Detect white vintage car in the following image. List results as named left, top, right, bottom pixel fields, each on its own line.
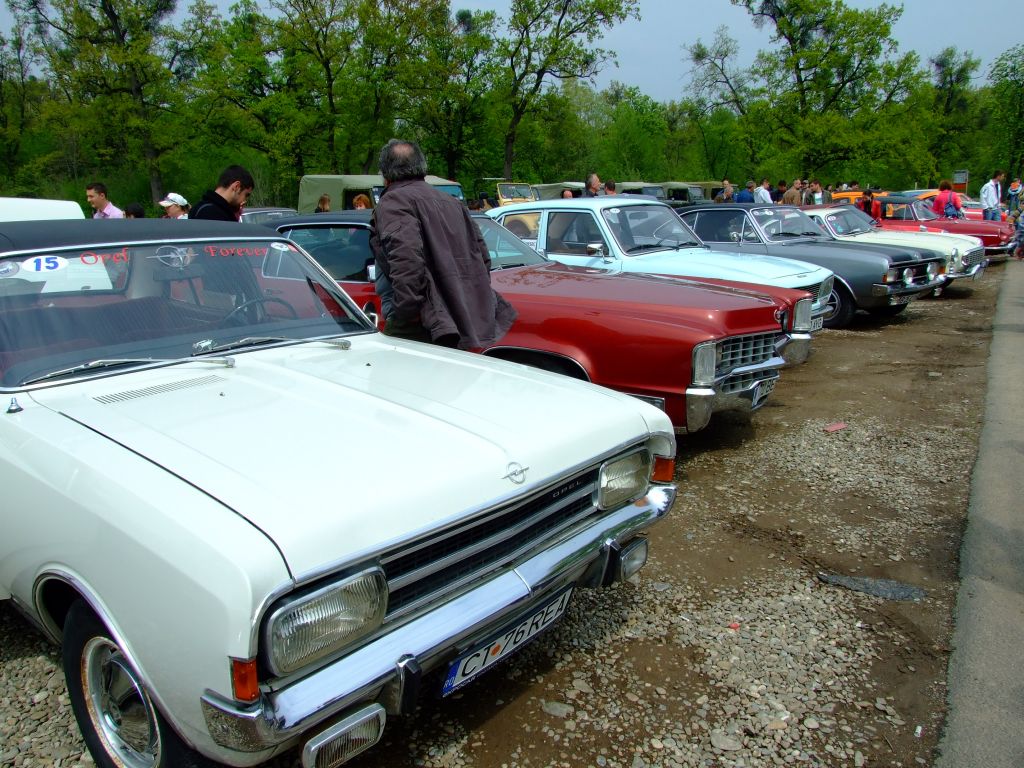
left=804, top=205, right=987, bottom=288
left=488, top=197, right=835, bottom=328
left=0, top=220, right=677, bottom=768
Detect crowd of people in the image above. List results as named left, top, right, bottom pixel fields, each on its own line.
left=84, top=166, right=256, bottom=222
left=714, top=177, right=847, bottom=205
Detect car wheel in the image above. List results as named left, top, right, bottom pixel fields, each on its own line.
left=822, top=284, right=856, bottom=329
left=62, top=600, right=217, bottom=768
left=868, top=304, right=908, bottom=318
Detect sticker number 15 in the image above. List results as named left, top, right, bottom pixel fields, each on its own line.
left=22, top=256, right=67, bottom=272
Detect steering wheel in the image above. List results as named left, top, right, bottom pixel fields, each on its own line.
left=219, top=297, right=299, bottom=327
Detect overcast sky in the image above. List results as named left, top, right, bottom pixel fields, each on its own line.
left=466, top=0, right=1015, bottom=103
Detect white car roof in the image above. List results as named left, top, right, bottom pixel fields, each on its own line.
left=0, top=197, right=86, bottom=222
left=495, top=196, right=662, bottom=214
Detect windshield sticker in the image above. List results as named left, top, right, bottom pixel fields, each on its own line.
left=609, top=208, right=621, bottom=214
left=827, top=215, right=838, bottom=222
left=22, top=255, right=69, bottom=272
left=80, top=248, right=129, bottom=265
left=0, top=261, right=20, bottom=278
left=203, top=245, right=269, bottom=258
left=752, top=209, right=773, bottom=217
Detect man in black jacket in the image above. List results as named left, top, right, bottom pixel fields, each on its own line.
left=190, top=166, right=254, bottom=221
left=369, top=139, right=516, bottom=349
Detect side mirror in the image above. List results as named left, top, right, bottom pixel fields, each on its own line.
left=366, top=263, right=377, bottom=282
left=586, top=242, right=611, bottom=260
left=730, top=231, right=741, bottom=243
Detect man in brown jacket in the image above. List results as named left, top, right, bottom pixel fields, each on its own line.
left=370, top=139, right=516, bottom=349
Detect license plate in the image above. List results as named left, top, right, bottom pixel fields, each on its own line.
left=751, top=377, right=776, bottom=409
left=810, top=316, right=824, bottom=331
left=890, top=294, right=913, bottom=305
left=442, top=588, right=573, bottom=696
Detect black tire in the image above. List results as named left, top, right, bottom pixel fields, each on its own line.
left=62, top=600, right=217, bottom=768
left=822, top=284, right=856, bottom=329
left=867, top=304, right=908, bottom=318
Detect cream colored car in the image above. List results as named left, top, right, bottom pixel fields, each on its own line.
left=806, top=205, right=986, bottom=289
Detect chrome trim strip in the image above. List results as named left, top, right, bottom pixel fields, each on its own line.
left=200, top=485, right=676, bottom=752
left=383, top=483, right=596, bottom=592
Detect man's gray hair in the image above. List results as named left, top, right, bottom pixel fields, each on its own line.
left=379, top=139, right=428, bottom=182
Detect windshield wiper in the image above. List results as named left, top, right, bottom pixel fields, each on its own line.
left=21, top=357, right=234, bottom=386
left=492, top=262, right=527, bottom=270
left=192, top=336, right=352, bottom=355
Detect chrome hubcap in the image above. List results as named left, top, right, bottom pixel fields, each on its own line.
left=81, top=637, right=161, bottom=768
left=823, top=289, right=841, bottom=320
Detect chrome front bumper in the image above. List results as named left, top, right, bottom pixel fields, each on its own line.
left=199, top=485, right=676, bottom=762
left=683, top=353, right=785, bottom=433
left=870, top=274, right=946, bottom=303
left=945, top=260, right=987, bottom=282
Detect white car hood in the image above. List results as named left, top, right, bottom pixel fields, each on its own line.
left=618, top=247, right=830, bottom=287
left=30, top=337, right=660, bottom=578
left=837, top=229, right=983, bottom=254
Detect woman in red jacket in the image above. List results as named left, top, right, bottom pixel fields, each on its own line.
left=931, top=180, right=962, bottom=218
left=858, top=190, right=881, bottom=221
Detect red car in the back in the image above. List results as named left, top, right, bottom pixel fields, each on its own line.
left=876, top=195, right=1014, bottom=257
left=272, top=212, right=816, bottom=434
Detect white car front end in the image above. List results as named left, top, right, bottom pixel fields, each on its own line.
left=0, top=222, right=677, bottom=768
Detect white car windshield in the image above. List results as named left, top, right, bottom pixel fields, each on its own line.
left=600, top=204, right=703, bottom=253
left=750, top=207, right=828, bottom=241
left=818, top=208, right=875, bottom=235
left=0, top=237, right=370, bottom=387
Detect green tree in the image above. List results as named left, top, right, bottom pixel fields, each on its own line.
left=16, top=0, right=183, bottom=202
left=494, top=0, right=638, bottom=180
left=0, top=17, right=42, bottom=184
left=404, top=7, right=498, bottom=180
left=688, top=1, right=924, bottom=177
left=989, top=44, right=1024, bottom=178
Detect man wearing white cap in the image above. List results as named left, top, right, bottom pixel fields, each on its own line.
left=159, top=193, right=189, bottom=219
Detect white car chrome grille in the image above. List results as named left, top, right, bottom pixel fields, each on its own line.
left=379, top=466, right=602, bottom=620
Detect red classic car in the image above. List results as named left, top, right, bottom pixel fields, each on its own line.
left=875, top=195, right=1014, bottom=257
left=271, top=211, right=816, bottom=434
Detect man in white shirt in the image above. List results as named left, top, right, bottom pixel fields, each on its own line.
left=979, top=170, right=1005, bottom=221
left=753, top=178, right=774, bottom=205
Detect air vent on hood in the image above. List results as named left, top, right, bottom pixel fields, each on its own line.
left=93, top=375, right=226, bottom=404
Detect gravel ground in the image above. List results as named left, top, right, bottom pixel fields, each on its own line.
left=0, top=267, right=1000, bottom=768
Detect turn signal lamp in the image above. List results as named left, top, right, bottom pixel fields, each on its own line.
left=231, top=658, right=260, bottom=703
left=652, top=456, right=675, bottom=483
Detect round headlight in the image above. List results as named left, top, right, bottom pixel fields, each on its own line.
left=902, top=267, right=914, bottom=284
left=927, top=262, right=939, bottom=278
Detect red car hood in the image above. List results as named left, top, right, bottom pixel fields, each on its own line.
left=490, top=262, right=787, bottom=337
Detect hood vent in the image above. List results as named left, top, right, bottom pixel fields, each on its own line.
left=93, top=375, right=226, bottom=404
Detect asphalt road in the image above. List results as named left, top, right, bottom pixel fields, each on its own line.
left=937, top=258, right=1024, bottom=768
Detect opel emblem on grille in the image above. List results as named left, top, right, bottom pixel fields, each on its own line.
left=503, top=462, right=528, bottom=484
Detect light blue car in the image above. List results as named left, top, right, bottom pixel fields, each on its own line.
left=489, top=197, right=834, bottom=328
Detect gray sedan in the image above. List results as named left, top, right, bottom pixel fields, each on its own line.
left=678, top=204, right=947, bottom=328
